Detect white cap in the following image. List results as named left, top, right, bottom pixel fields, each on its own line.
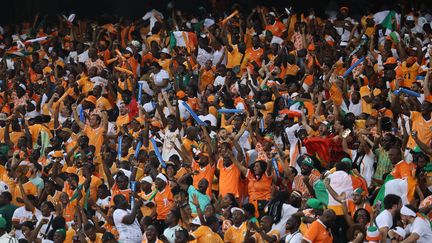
left=392, top=226, right=406, bottom=238
left=290, top=92, right=299, bottom=99
left=161, top=48, right=170, bottom=55
left=401, top=205, right=416, bottom=217
left=230, top=207, right=245, bottom=214
left=268, top=12, right=276, bottom=17
left=141, top=176, right=154, bottom=184
left=125, top=47, right=133, bottom=53
left=19, top=83, right=26, bottom=91
left=406, top=15, right=414, bottom=21
left=156, top=173, right=168, bottom=183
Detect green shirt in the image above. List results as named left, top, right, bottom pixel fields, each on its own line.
left=188, top=186, right=210, bottom=214
left=373, top=148, right=392, bottom=183
left=0, top=204, right=18, bottom=232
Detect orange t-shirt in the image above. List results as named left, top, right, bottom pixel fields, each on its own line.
left=347, top=199, right=373, bottom=217
left=199, top=68, right=215, bottom=93
left=265, top=21, right=286, bottom=37
left=217, top=160, right=241, bottom=198
left=192, top=162, right=215, bottom=197
left=303, top=219, right=333, bottom=243
left=407, top=111, right=432, bottom=149
left=246, top=170, right=272, bottom=201
left=83, top=125, right=105, bottom=154
left=154, top=186, right=174, bottom=220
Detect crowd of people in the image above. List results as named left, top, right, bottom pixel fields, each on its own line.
left=0, top=1, right=432, bottom=242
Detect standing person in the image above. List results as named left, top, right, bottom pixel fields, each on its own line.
left=154, top=173, right=174, bottom=233
left=302, top=209, right=336, bottom=243
left=112, top=194, right=143, bottom=243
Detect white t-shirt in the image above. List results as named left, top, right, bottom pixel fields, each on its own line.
left=349, top=100, right=362, bottom=116
left=271, top=204, right=298, bottom=238
left=96, top=196, right=111, bottom=222
left=113, top=209, right=143, bottom=243
left=163, top=225, right=182, bottom=243
left=154, top=70, right=170, bottom=88
left=405, top=217, right=432, bottom=243
left=213, top=76, right=226, bottom=87
left=375, top=209, right=393, bottom=230
left=285, top=231, right=303, bottom=243
left=12, top=206, right=42, bottom=239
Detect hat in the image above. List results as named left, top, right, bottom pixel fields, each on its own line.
left=191, top=216, right=202, bottom=225
left=84, top=95, right=97, bottom=105
left=424, top=163, right=432, bottom=173
left=341, top=157, right=352, bottom=164
left=306, top=198, right=323, bottom=210
left=52, top=150, right=63, bottom=158
left=383, top=57, right=397, bottom=65
left=391, top=226, right=406, bottom=239
left=302, top=157, right=314, bottom=167
left=0, top=217, right=6, bottom=229
left=411, top=146, right=423, bottom=153
left=18, top=83, right=26, bottom=91
left=125, top=47, right=133, bottom=54
left=230, top=207, right=245, bottom=214
left=141, top=176, right=153, bottom=184
left=401, top=205, right=416, bottom=217
left=353, top=187, right=364, bottom=195
left=0, top=113, right=6, bottom=121
left=55, top=228, right=67, bottom=237
left=156, top=173, right=168, bottom=183
left=406, top=15, right=414, bottom=21
left=290, top=92, right=299, bottom=99
left=176, top=90, right=187, bottom=99
left=161, top=48, right=170, bottom=55
left=366, top=226, right=381, bottom=241
left=268, top=12, right=276, bottom=17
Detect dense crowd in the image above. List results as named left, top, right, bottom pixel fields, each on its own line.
left=0, top=1, right=432, bottom=243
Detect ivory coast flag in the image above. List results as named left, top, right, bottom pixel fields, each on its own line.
left=169, top=31, right=197, bottom=51
left=315, top=171, right=354, bottom=215
left=373, top=174, right=411, bottom=209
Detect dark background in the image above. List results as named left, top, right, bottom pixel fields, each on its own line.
left=1, top=0, right=429, bottom=25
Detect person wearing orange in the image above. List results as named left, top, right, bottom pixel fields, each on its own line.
left=302, top=209, right=336, bottom=243
left=242, top=36, right=263, bottom=72
left=154, top=173, right=174, bottom=222
left=401, top=56, right=420, bottom=88
left=191, top=216, right=223, bottom=243
left=199, top=60, right=215, bottom=93
left=217, top=153, right=241, bottom=198
left=231, top=158, right=273, bottom=217
left=264, top=12, right=286, bottom=38
left=405, top=102, right=432, bottom=150
left=346, top=188, right=373, bottom=217
left=224, top=207, right=249, bottom=243
left=72, top=104, right=108, bottom=155
left=191, top=153, right=215, bottom=197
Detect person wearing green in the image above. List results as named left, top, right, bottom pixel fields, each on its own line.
left=0, top=192, right=17, bottom=233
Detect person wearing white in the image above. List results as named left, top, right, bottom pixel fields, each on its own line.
left=112, top=194, right=143, bottom=243
left=400, top=205, right=432, bottom=243
left=0, top=216, right=17, bottom=243
left=284, top=216, right=302, bottom=243
left=375, top=194, right=401, bottom=241
left=267, top=192, right=300, bottom=238
left=11, top=205, right=42, bottom=239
